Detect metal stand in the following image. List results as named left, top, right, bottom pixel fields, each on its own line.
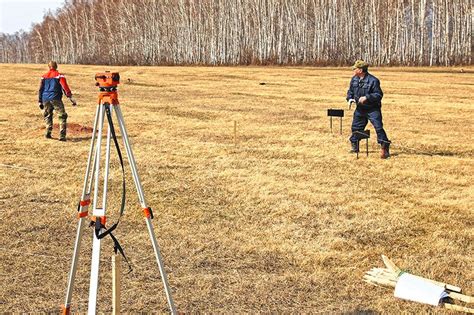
left=62, top=88, right=176, bottom=314
left=353, top=130, right=370, bottom=159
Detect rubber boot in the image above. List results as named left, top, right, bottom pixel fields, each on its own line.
left=59, top=124, right=67, bottom=141
left=380, top=142, right=390, bottom=159
left=350, top=141, right=359, bottom=153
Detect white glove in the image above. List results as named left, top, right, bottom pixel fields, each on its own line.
left=348, top=99, right=356, bottom=109
left=69, top=96, right=77, bottom=106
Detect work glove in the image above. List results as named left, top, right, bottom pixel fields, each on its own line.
left=38, top=102, right=44, bottom=110
left=69, top=96, right=77, bottom=106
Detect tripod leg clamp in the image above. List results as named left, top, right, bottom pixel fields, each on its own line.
left=90, top=216, right=107, bottom=226
left=80, top=199, right=91, bottom=207
left=77, top=195, right=91, bottom=218
left=143, top=207, right=154, bottom=219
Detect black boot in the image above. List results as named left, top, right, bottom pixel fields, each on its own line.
left=380, top=142, right=390, bottom=159
left=59, top=125, right=67, bottom=142
left=350, top=141, right=359, bottom=153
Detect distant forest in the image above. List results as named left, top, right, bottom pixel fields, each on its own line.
left=0, top=0, right=471, bottom=66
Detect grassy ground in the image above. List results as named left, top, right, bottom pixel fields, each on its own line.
left=0, top=64, right=472, bottom=313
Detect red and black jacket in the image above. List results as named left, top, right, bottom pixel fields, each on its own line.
left=38, top=69, right=72, bottom=103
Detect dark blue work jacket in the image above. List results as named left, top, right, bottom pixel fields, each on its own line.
left=346, top=73, right=383, bottom=110
left=38, top=69, right=72, bottom=103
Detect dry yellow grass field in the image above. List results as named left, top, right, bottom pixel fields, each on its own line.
left=0, top=64, right=472, bottom=313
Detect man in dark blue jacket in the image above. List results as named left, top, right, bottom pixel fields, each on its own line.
left=347, top=60, right=391, bottom=159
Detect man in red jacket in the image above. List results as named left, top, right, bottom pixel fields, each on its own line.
left=38, top=61, right=77, bottom=141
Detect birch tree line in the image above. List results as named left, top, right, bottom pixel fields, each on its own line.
left=0, top=0, right=472, bottom=66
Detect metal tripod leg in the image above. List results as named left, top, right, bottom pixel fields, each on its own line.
left=63, top=105, right=101, bottom=314
left=113, top=105, right=177, bottom=314
left=88, top=103, right=111, bottom=314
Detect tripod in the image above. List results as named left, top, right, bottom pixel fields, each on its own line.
left=62, top=75, right=177, bottom=314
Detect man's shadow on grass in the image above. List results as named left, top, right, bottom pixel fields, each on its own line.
left=392, top=149, right=471, bottom=158
left=353, top=149, right=470, bottom=158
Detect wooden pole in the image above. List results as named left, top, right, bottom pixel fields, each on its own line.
left=112, top=254, right=121, bottom=315
left=445, top=303, right=474, bottom=313
left=449, top=291, right=474, bottom=304
left=382, top=255, right=462, bottom=293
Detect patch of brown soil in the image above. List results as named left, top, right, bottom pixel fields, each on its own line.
left=50, top=123, right=93, bottom=135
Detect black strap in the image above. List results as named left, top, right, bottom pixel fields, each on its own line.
left=105, top=104, right=126, bottom=218
left=148, top=207, right=154, bottom=219
left=89, top=103, right=131, bottom=272
left=110, top=232, right=133, bottom=273
left=90, top=220, right=132, bottom=273
left=93, top=104, right=126, bottom=240
left=94, top=218, right=118, bottom=240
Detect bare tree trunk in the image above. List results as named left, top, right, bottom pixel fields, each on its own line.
left=0, top=0, right=472, bottom=66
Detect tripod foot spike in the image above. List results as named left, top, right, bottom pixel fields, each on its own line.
left=61, top=305, right=71, bottom=315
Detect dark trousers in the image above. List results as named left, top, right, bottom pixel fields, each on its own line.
left=350, top=107, right=389, bottom=145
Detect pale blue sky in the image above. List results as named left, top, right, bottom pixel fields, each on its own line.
left=0, top=0, right=64, bottom=34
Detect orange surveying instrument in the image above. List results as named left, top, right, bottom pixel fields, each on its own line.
left=95, top=72, right=120, bottom=105
left=62, top=72, right=177, bottom=314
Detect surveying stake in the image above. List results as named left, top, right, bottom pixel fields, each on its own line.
left=62, top=72, right=177, bottom=314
